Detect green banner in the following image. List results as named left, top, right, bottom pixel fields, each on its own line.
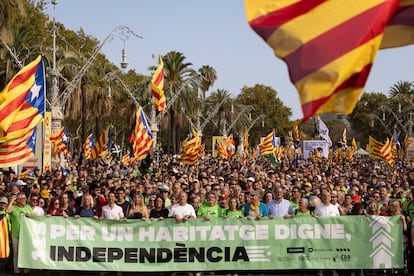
left=19, top=215, right=404, bottom=272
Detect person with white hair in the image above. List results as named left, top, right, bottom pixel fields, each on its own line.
left=315, top=190, right=340, bottom=217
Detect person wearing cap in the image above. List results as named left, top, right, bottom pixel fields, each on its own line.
left=0, top=196, right=8, bottom=214
left=209, top=175, right=218, bottom=185
left=302, top=182, right=313, bottom=199
left=6, top=191, right=33, bottom=275
left=245, top=177, right=255, bottom=193
left=267, top=187, right=293, bottom=218
left=218, top=176, right=225, bottom=188
left=244, top=190, right=268, bottom=220
left=330, top=190, right=339, bottom=208
left=158, top=184, right=171, bottom=208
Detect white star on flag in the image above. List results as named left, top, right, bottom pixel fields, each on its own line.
left=30, top=82, right=41, bottom=101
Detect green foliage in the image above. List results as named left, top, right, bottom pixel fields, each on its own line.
left=236, top=84, right=292, bottom=145
left=348, top=92, right=388, bottom=146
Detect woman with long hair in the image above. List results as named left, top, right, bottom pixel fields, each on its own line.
left=367, top=200, right=380, bottom=216
left=74, top=194, right=98, bottom=219
left=149, top=196, right=169, bottom=220
left=38, top=197, right=48, bottom=214
left=127, top=192, right=149, bottom=220
left=47, top=198, right=67, bottom=217
left=224, top=196, right=243, bottom=218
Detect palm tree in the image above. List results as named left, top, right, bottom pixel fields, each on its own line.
left=207, top=89, right=233, bottom=135
left=387, top=81, right=414, bottom=139
left=198, top=65, right=217, bottom=101
left=0, top=0, right=26, bottom=46
left=389, top=80, right=414, bottom=97
left=162, top=51, right=198, bottom=154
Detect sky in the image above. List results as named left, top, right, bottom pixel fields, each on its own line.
left=44, top=0, right=414, bottom=121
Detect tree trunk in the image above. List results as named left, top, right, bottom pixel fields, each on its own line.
left=171, top=109, right=177, bottom=154
left=79, top=76, right=88, bottom=165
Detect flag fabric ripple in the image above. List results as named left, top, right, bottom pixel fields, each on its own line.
left=245, top=0, right=414, bottom=121
left=151, top=56, right=166, bottom=112
left=0, top=55, right=45, bottom=142
left=131, top=107, right=153, bottom=161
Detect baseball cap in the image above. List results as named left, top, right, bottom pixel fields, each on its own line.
left=40, top=190, right=49, bottom=199
left=159, top=184, right=169, bottom=192
left=304, top=182, right=312, bottom=188
left=247, top=177, right=255, bottom=182
left=0, top=197, right=8, bottom=204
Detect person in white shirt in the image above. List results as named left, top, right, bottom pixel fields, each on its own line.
left=29, top=193, right=44, bottom=216
left=101, top=191, right=125, bottom=221
left=315, top=189, right=340, bottom=217
left=168, top=191, right=196, bottom=222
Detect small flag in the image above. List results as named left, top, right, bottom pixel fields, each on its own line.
left=317, top=116, right=332, bottom=147
left=83, top=133, right=94, bottom=160
left=131, top=107, right=153, bottom=161
left=50, top=126, right=68, bottom=155
left=259, top=131, right=275, bottom=155
left=90, top=127, right=110, bottom=160
left=151, top=56, right=166, bottom=112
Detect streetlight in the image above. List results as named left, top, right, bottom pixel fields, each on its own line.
left=48, top=0, right=142, bottom=167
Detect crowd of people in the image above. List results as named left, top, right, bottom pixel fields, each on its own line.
left=0, top=152, right=413, bottom=275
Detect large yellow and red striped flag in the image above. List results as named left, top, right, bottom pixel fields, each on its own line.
left=259, top=131, right=275, bottom=155
left=177, top=129, right=202, bottom=165
left=381, top=138, right=395, bottom=166
left=131, top=107, right=153, bottom=161
left=245, top=0, right=414, bottom=121
left=0, top=55, right=45, bottom=142
left=368, top=136, right=385, bottom=160
left=90, top=127, right=110, bottom=160
left=0, top=126, right=37, bottom=168
left=83, top=133, right=94, bottom=160
left=151, top=56, right=166, bottom=112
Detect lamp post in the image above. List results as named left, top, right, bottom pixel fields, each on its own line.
left=49, top=0, right=64, bottom=167
left=48, top=0, right=142, bottom=168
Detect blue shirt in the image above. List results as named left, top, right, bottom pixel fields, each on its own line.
left=267, top=199, right=293, bottom=217
left=244, top=202, right=268, bottom=217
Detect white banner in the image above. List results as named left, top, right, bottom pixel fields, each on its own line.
left=303, top=140, right=330, bottom=159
